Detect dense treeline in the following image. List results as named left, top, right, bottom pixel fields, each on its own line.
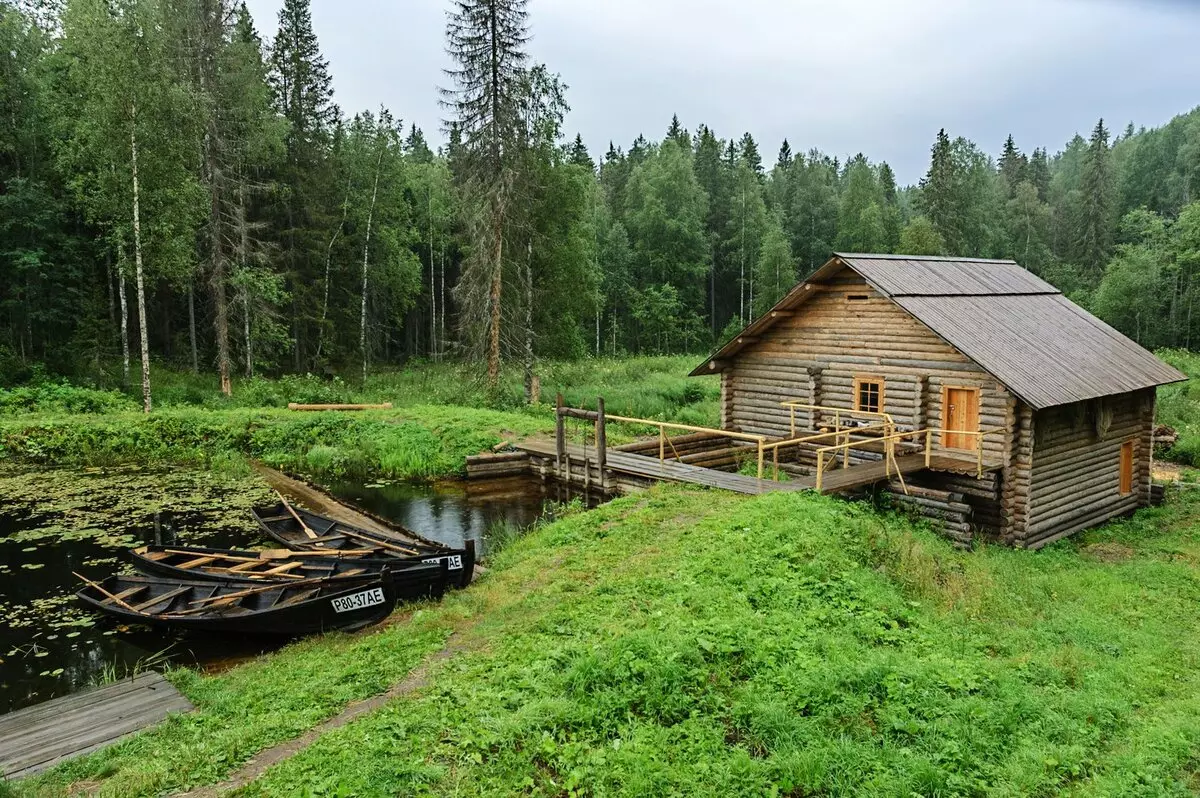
left=3, top=0, right=1200, bottom=402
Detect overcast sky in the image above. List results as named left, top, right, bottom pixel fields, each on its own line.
left=242, top=0, right=1200, bottom=184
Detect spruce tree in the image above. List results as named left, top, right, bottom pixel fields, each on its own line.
left=879, top=162, right=901, bottom=252
left=268, top=0, right=336, bottom=368
left=1077, top=118, right=1114, bottom=278
left=405, top=124, right=434, bottom=163
left=1027, top=147, right=1051, bottom=202
left=998, top=134, right=1027, bottom=198
left=666, top=114, right=689, bottom=150
left=568, top=133, right=594, bottom=170
left=739, top=132, right=762, bottom=178
left=442, top=0, right=530, bottom=389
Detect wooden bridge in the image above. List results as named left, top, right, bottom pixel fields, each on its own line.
left=472, top=396, right=1005, bottom=499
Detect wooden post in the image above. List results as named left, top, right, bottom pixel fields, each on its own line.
left=595, top=396, right=607, bottom=493
left=659, top=426, right=665, bottom=465
left=555, top=393, right=565, bottom=479
left=816, top=451, right=824, bottom=492
left=789, top=405, right=796, bottom=437
left=757, top=440, right=764, bottom=480
left=924, top=429, right=933, bottom=467
left=842, top=431, right=850, bottom=469
left=773, top=446, right=779, bottom=481
left=976, top=433, right=983, bottom=478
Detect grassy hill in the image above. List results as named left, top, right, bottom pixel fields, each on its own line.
left=18, top=484, right=1200, bottom=797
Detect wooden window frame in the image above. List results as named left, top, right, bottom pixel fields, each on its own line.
left=853, top=375, right=884, bottom=415
left=940, top=385, right=981, bottom=451
left=1119, top=439, right=1135, bottom=495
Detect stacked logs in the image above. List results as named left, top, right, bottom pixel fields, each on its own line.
left=885, top=482, right=974, bottom=548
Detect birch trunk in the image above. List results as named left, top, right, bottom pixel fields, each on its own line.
left=242, top=287, right=253, bottom=378
left=188, top=282, right=198, bottom=374
left=117, top=256, right=130, bottom=386
left=317, top=176, right=351, bottom=360
left=360, top=142, right=384, bottom=384
left=130, top=104, right=152, bottom=413
left=429, top=187, right=436, bottom=360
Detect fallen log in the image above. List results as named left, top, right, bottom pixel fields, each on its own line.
left=287, top=402, right=393, bottom=411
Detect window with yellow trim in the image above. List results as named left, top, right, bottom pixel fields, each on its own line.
left=854, top=376, right=883, bottom=414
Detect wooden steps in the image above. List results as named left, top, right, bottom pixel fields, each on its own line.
left=0, top=672, right=193, bottom=779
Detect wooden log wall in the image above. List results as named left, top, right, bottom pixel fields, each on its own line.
left=465, top=452, right=532, bottom=480
left=1021, top=389, right=1155, bottom=549
left=904, top=470, right=1003, bottom=540
left=718, top=269, right=1015, bottom=473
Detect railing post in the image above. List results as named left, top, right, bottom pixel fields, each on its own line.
left=977, top=434, right=983, bottom=478
left=789, top=405, right=796, bottom=438
left=816, top=451, right=824, bottom=492
left=658, top=426, right=665, bottom=466
left=595, top=396, right=607, bottom=493
left=925, top=430, right=932, bottom=467
left=757, top=440, right=764, bottom=480
left=555, top=393, right=565, bottom=478
left=773, top=446, right=779, bottom=481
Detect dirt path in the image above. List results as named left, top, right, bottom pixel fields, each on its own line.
left=175, top=635, right=468, bottom=798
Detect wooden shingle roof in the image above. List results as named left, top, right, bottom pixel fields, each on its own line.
left=691, top=253, right=1185, bottom=410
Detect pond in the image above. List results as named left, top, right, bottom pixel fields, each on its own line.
left=0, top=466, right=564, bottom=715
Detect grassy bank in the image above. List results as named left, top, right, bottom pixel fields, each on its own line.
left=0, top=356, right=719, bottom=480
left=17, top=483, right=1200, bottom=796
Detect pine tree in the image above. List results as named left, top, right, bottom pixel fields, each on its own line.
left=998, top=134, right=1027, bottom=198
left=918, top=129, right=961, bottom=252
left=878, top=162, right=901, bottom=251
left=405, top=124, right=434, bottom=163
left=1027, top=147, right=1051, bottom=202
left=442, top=0, right=530, bottom=389
left=738, top=132, right=762, bottom=178
left=568, top=133, right=594, bottom=170
left=775, top=139, right=792, bottom=171
left=666, top=114, right=689, bottom=150
left=268, top=0, right=337, bottom=368
left=1077, top=118, right=1114, bottom=278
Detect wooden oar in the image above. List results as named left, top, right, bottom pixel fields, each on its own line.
left=276, top=492, right=318, bottom=539
left=74, top=572, right=144, bottom=614
left=332, top=526, right=423, bottom=556
left=179, top=576, right=330, bottom=609
left=258, top=548, right=377, bottom=559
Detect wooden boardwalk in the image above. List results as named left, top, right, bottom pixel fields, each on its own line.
left=0, top=672, right=193, bottom=779
left=519, top=439, right=992, bottom=496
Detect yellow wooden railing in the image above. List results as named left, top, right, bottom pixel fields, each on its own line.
left=604, top=414, right=771, bottom=478
left=780, top=401, right=896, bottom=438
left=813, top=426, right=1009, bottom=492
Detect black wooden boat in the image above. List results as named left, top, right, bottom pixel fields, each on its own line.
left=130, top=544, right=433, bottom=592
left=250, top=502, right=476, bottom=588
left=74, top=569, right=430, bottom=635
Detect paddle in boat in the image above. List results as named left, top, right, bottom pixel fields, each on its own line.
left=74, top=565, right=445, bottom=635
left=250, top=501, right=476, bottom=588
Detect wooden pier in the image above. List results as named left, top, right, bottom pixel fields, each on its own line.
left=0, top=672, right=193, bottom=779
left=465, top=396, right=1002, bottom=501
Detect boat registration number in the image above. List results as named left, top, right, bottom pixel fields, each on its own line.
left=433, top=555, right=463, bottom=570
left=331, top=587, right=386, bottom=614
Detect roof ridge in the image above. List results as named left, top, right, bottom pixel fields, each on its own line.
left=889, top=290, right=1063, bottom=298
left=835, top=252, right=1020, bottom=265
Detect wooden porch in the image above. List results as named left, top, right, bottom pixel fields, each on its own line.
left=476, top=397, right=1007, bottom=498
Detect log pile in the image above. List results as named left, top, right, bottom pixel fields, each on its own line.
left=464, top=451, right=531, bottom=479
left=885, top=482, right=974, bottom=548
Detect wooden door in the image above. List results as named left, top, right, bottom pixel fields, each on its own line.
left=942, top=387, right=980, bottom=451
left=1119, top=440, right=1134, bottom=495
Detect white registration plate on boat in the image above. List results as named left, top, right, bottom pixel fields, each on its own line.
left=331, top=587, right=386, bottom=613
left=434, top=555, right=463, bottom=570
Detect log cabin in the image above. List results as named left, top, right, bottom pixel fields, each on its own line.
left=691, top=253, right=1186, bottom=548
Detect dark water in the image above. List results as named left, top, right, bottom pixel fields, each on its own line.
left=325, top=475, right=569, bottom=556
left=0, top=469, right=566, bottom=715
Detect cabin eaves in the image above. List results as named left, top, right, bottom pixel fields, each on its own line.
left=691, top=253, right=1186, bottom=410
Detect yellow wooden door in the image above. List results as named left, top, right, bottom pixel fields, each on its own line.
left=943, top=387, right=980, bottom=451
left=1119, top=440, right=1134, bottom=495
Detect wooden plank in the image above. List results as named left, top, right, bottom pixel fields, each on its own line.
left=287, top=402, right=393, bottom=411
left=0, top=672, right=193, bottom=779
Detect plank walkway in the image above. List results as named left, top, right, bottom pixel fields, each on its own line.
left=519, top=440, right=994, bottom=496
left=0, top=672, right=193, bottom=780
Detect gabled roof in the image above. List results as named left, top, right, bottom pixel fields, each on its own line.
left=691, top=253, right=1185, bottom=410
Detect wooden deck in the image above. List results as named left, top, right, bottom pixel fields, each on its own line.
left=517, top=439, right=995, bottom=496
left=0, top=672, right=193, bottom=779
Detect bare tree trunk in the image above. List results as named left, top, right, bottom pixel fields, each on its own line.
left=439, top=241, right=446, bottom=362
left=188, top=282, right=199, bottom=374
left=487, top=199, right=503, bottom=391
left=523, top=241, right=534, bottom=404
left=428, top=185, right=436, bottom=361
left=317, top=175, right=351, bottom=361
left=595, top=302, right=600, bottom=356
left=130, top=106, right=152, bottom=413
left=360, top=141, right=384, bottom=384
left=117, top=252, right=130, bottom=387
left=242, top=287, right=253, bottom=378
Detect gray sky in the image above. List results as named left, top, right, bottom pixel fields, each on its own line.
left=244, top=0, right=1200, bottom=184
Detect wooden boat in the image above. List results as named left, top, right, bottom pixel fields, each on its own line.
left=74, top=568, right=435, bottom=636
left=130, top=545, right=434, bottom=593
left=251, top=502, right=476, bottom=588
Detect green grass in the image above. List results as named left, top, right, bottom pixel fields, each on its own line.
left=0, top=356, right=720, bottom=480
left=19, top=484, right=1200, bottom=796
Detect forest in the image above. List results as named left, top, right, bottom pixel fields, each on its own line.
left=3, top=0, right=1200, bottom=409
